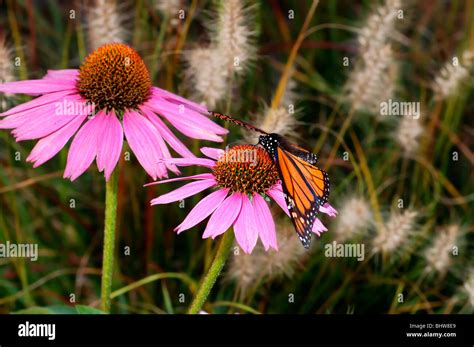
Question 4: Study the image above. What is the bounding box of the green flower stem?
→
[187,231,235,314]
[100,169,119,313]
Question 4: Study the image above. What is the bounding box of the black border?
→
[0,314,473,345]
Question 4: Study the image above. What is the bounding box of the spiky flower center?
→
[77,43,152,112]
[213,145,279,195]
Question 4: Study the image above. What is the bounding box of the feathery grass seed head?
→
[346,44,398,113]
[0,35,14,110]
[395,117,423,155]
[212,0,256,75]
[424,224,461,275]
[432,50,474,99]
[345,0,405,114]
[333,196,373,242]
[184,47,227,108]
[372,209,418,254]
[87,0,127,51]
[462,269,474,309]
[156,0,182,26]
[0,36,13,84]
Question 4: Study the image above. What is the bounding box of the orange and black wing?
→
[278,138,319,165]
[276,147,330,248]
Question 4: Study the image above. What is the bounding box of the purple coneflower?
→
[0,43,227,181]
[149,145,337,254]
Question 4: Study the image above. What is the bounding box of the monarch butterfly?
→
[209,111,330,248]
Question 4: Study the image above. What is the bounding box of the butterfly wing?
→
[287,144,319,165]
[275,147,330,248]
[276,137,319,165]
[287,150,330,203]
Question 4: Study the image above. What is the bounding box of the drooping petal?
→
[200,147,224,160]
[43,69,79,80]
[160,112,223,142]
[252,193,278,251]
[144,173,215,187]
[267,184,290,217]
[145,99,224,142]
[139,106,179,174]
[0,112,33,129]
[312,218,328,236]
[233,194,259,254]
[96,111,124,181]
[151,179,216,205]
[12,95,89,141]
[63,114,107,181]
[123,110,167,180]
[0,79,76,95]
[320,203,338,217]
[202,192,242,239]
[26,114,87,167]
[149,96,227,135]
[140,105,195,158]
[0,97,77,129]
[175,188,229,234]
[152,86,207,113]
[0,90,76,117]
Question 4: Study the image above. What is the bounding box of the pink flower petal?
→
[233,194,259,254]
[320,203,338,217]
[312,218,328,236]
[0,90,77,117]
[140,105,195,158]
[267,184,290,217]
[159,157,216,168]
[252,194,278,251]
[145,99,225,142]
[200,147,224,160]
[175,188,229,234]
[139,106,179,174]
[202,192,243,239]
[160,113,223,142]
[151,179,216,205]
[123,110,167,180]
[63,114,107,181]
[12,95,88,141]
[26,114,87,167]
[96,111,124,181]
[151,97,228,135]
[144,173,215,187]
[152,86,207,113]
[0,79,76,95]
[0,94,81,129]
[43,69,79,80]
[0,112,33,129]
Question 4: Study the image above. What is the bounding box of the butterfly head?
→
[258,133,282,160]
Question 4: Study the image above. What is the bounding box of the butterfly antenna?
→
[209,111,268,135]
